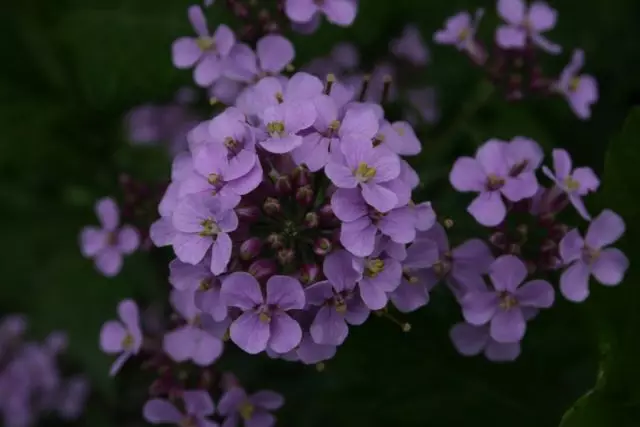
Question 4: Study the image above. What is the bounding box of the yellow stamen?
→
[199,218,220,237]
[267,121,285,136]
[208,173,221,185]
[196,37,215,51]
[258,312,271,323]
[224,136,237,149]
[275,92,284,103]
[355,162,376,182]
[569,77,581,92]
[499,292,518,310]
[365,258,385,277]
[564,176,580,192]
[239,402,255,420]
[121,333,134,350]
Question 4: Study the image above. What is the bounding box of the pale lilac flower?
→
[559,210,628,302]
[434,10,485,55]
[260,102,316,153]
[376,120,422,156]
[555,49,599,120]
[218,387,283,427]
[285,0,357,27]
[450,139,538,226]
[391,24,429,66]
[80,197,140,277]
[172,5,235,86]
[248,72,323,115]
[99,299,143,375]
[495,0,561,54]
[171,194,238,274]
[144,390,217,427]
[389,239,440,313]
[450,323,520,362]
[295,332,337,364]
[461,255,554,343]
[163,290,224,366]
[305,250,369,346]
[221,274,305,354]
[206,107,256,157]
[326,138,401,213]
[542,148,600,220]
[169,259,227,321]
[225,35,295,83]
[353,249,402,310]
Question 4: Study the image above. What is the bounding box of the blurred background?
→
[2,0,640,426]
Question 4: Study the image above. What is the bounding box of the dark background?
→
[2,0,640,426]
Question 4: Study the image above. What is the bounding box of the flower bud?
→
[263,197,281,216]
[275,175,292,195]
[296,185,314,206]
[300,263,320,285]
[292,165,311,187]
[318,203,338,225]
[248,259,277,281]
[489,231,507,250]
[277,248,295,265]
[304,212,319,228]
[313,237,332,256]
[240,238,262,260]
[267,233,285,249]
[236,204,260,223]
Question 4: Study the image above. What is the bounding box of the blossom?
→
[169,259,228,321]
[461,255,554,343]
[285,0,357,27]
[225,35,295,83]
[171,5,235,86]
[171,194,238,274]
[450,139,539,226]
[555,49,599,120]
[218,387,284,427]
[99,299,143,375]
[325,138,401,213]
[495,0,561,54]
[390,24,429,66]
[542,148,599,220]
[221,274,305,354]
[143,390,217,427]
[559,210,629,302]
[449,322,520,362]
[163,290,224,366]
[305,250,369,346]
[434,10,485,54]
[80,197,140,277]
[245,72,323,116]
[260,102,317,153]
[353,249,402,310]
[389,239,440,313]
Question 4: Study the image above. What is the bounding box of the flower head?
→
[556,49,599,120]
[285,0,358,27]
[450,322,521,362]
[99,299,143,375]
[495,0,561,54]
[143,390,216,427]
[218,387,284,427]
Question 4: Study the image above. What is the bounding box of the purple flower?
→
[389,239,440,313]
[221,274,305,354]
[559,210,629,302]
[449,322,520,362]
[450,139,539,226]
[556,49,599,120]
[542,148,599,220]
[305,250,369,346]
[99,299,142,376]
[353,249,402,310]
[390,24,429,66]
[434,10,484,53]
[144,390,217,427]
[80,197,140,277]
[376,120,422,156]
[172,5,235,86]
[461,255,554,343]
[326,138,401,213]
[218,387,284,427]
[248,72,323,116]
[163,290,224,366]
[169,259,228,321]
[225,35,295,83]
[285,0,357,27]
[260,102,317,154]
[495,0,561,54]
[171,194,238,274]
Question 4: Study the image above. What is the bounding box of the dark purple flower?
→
[80,197,140,277]
[218,387,283,427]
[389,239,440,313]
[171,194,238,274]
[99,299,142,376]
[559,210,628,302]
[305,250,369,345]
[450,322,520,362]
[542,148,599,220]
[221,274,305,354]
[461,255,554,343]
[172,5,235,87]
[225,35,295,83]
[556,49,599,120]
[285,0,357,27]
[495,0,561,54]
[143,390,217,427]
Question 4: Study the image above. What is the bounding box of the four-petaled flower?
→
[143,390,218,427]
[495,0,561,54]
[556,49,599,120]
[99,299,143,376]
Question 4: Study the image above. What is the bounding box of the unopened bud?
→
[540,239,556,253]
[277,248,295,265]
[248,259,277,281]
[292,165,311,187]
[319,203,338,225]
[240,238,262,260]
[275,175,292,195]
[235,204,260,223]
[267,233,285,249]
[489,231,507,249]
[263,197,281,215]
[507,243,521,255]
[550,223,569,240]
[304,212,319,228]
[443,218,454,229]
[300,263,320,284]
[296,185,314,206]
[313,237,332,256]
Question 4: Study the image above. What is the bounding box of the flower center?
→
[582,245,600,264]
[275,92,284,103]
[258,311,271,323]
[121,333,135,351]
[333,294,347,313]
[107,231,119,246]
[267,121,286,136]
[224,136,237,149]
[196,36,215,51]
[485,173,505,191]
[365,258,385,277]
[180,416,197,427]
[498,292,518,310]
[354,162,376,182]
[198,278,212,291]
[208,173,221,185]
[402,268,418,284]
[457,27,470,42]
[568,77,581,92]
[199,218,220,237]
[239,402,255,420]
[563,176,580,192]
[328,120,341,134]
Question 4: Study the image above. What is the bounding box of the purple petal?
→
[467,192,506,227]
[476,140,509,176]
[285,0,318,24]
[449,323,488,356]
[172,37,202,68]
[331,188,368,221]
[592,248,629,286]
[551,149,572,179]
[495,25,526,49]
[559,229,584,264]
[515,280,554,308]
[462,291,499,325]
[96,197,119,231]
[340,217,377,257]
[484,341,520,362]
[80,227,107,257]
[389,279,429,313]
[194,54,222,87]
[210,233,232,275]
[251,391,284,410]
[528,2,557,31]
[560,262,590,302]
[221,272,264,309]
[213,24,236,56]
[323,0,357,26]
[246,410,275,427]
[188,5,209,35]
[99,321,125,353]
[305,281,334,305]
[501,172,538,201]
[310,306,348,345]
[284,72,324,101]
[573,167,600,195]
[378,207,417,244]
[218,388,246,415]
[323,250,361,291]
[361,182,398,213]
[257,35,294,73]
[497,0,525,24]
[192,332,224,366]
[296,334,337,364]
[143,399,183,424]
[490,308,525,343]
[95,248,123,277]
[230,312,270,354]
[117,226,140,254]
[291,133,330,172]
[340,108,379,139]
[150,217,175,247]
[266,276,305,310]
[358,280,388,310]
[163,326,197,362]
[183,390,215,417]
[489,255,527,292]
[585,210,625,249]
[173,232,212,265]
[268,313,302,353]
[260,134,304,154]
[449,157,485,192]
[225,44,258,82]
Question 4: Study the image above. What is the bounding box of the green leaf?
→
[559,107,640,426]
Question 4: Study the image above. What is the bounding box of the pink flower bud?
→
[240,238,263,260]
[313,237,332,256]
[263,197,281,216]
[296,185,314,207]
[304,212,319,228]
[248,259,278,281]
[300,263,320,284]
[277,248,295,265]
[267,233,285,249]
[275,175,292,195]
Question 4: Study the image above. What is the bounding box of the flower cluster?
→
[435,0,599,119]
[0,315,89,427]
